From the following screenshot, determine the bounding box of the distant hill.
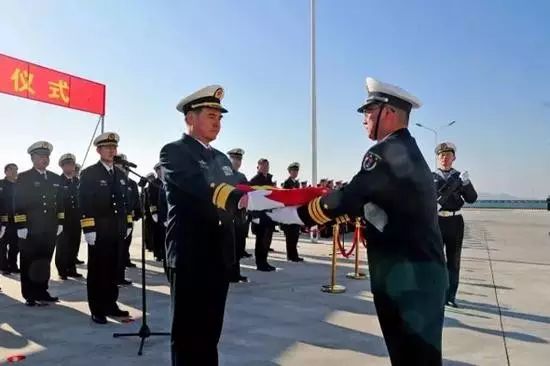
[477,192,541,200]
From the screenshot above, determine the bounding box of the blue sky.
[1,0,549,198]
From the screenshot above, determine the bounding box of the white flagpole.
[311,0,318,186]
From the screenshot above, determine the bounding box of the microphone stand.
[112,163,169,356]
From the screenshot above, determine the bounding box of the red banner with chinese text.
[0,53,106,116]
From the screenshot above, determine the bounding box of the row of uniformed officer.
[0,163,19,275]
[249,158,277,271]
[79,132,131,324]
[114,153,142,285]
[147,163,166,262]
[55,154,83,280]
[14,142,64,306]
[263,77,448,365]
[281,162,303,262]
[227,148,249,283]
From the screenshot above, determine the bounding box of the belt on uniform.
[438,210,462,217]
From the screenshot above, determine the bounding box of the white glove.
[56,225,63,236]
[17,228,28,239]
[246,190,285,211]
[85,232,96,246]
[460,171,470,185]
[0,226,5,239]
[163,221,168,228]
[251,218,260,224]
[126,228,133,238]
[363,202,388,232]
[266,207,304,225]
[152,214,158,223]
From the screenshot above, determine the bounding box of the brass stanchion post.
[321,224,346,293]
[346,218,367,280]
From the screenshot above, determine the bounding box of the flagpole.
[310,0,318,186]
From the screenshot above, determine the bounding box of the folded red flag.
[236,184,329,206]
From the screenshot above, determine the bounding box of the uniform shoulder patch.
[222,166,234,176]
[362,151,382,171]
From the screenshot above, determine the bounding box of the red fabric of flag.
[236,185,328,206]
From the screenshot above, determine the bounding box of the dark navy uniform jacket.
[297,128,448,296]
[14,169,64,235]
[433,169,477,211]
[282,177,300,189]
[78,162,130,241]
[233,171,248,226]
[60,175,80,226]
[0,179,15,226]
[160,134,243,270]
[127,178,142,222]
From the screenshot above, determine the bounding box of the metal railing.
[464,200,547,210]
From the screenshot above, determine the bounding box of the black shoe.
[9,267,20,274]
[59,274,68,280]
[40,294,59,302]
[257,264,276,272]
[75,259,85,265]
[288,257,304,262]
[238,275,249,283]
[240,252,252,258]
[26,299,48,307]
[67,272,83,278]
[2,270,11,275]
[126,262,137,268]
[91,314,108,324]
[229,275,249,283]
[106,308,129,317]
[117,279,132,286]
[446,300,459,308]
[268,248,275,252]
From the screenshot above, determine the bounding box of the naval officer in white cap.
[263,77,448,365]
[79,132,132,324]
[433,142,477,308]
[14,141,64,306]
[160,85,247,365]
[226,147,250,282]
[55,153,83,280]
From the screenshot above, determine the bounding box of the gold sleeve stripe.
[212,183,227,206]
[0,215,8,222]
[307,198,329,225]
[80,218,95,228]
[213,183,235,209]
[57,212,65,220]
[307,201,320,224]
[127,215,133,223]
[312,198,331,224]
[14,214,27,223]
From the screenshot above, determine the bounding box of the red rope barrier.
[353,221,367,248]
[335,227,356,258]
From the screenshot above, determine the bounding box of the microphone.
[114,155,137,168]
